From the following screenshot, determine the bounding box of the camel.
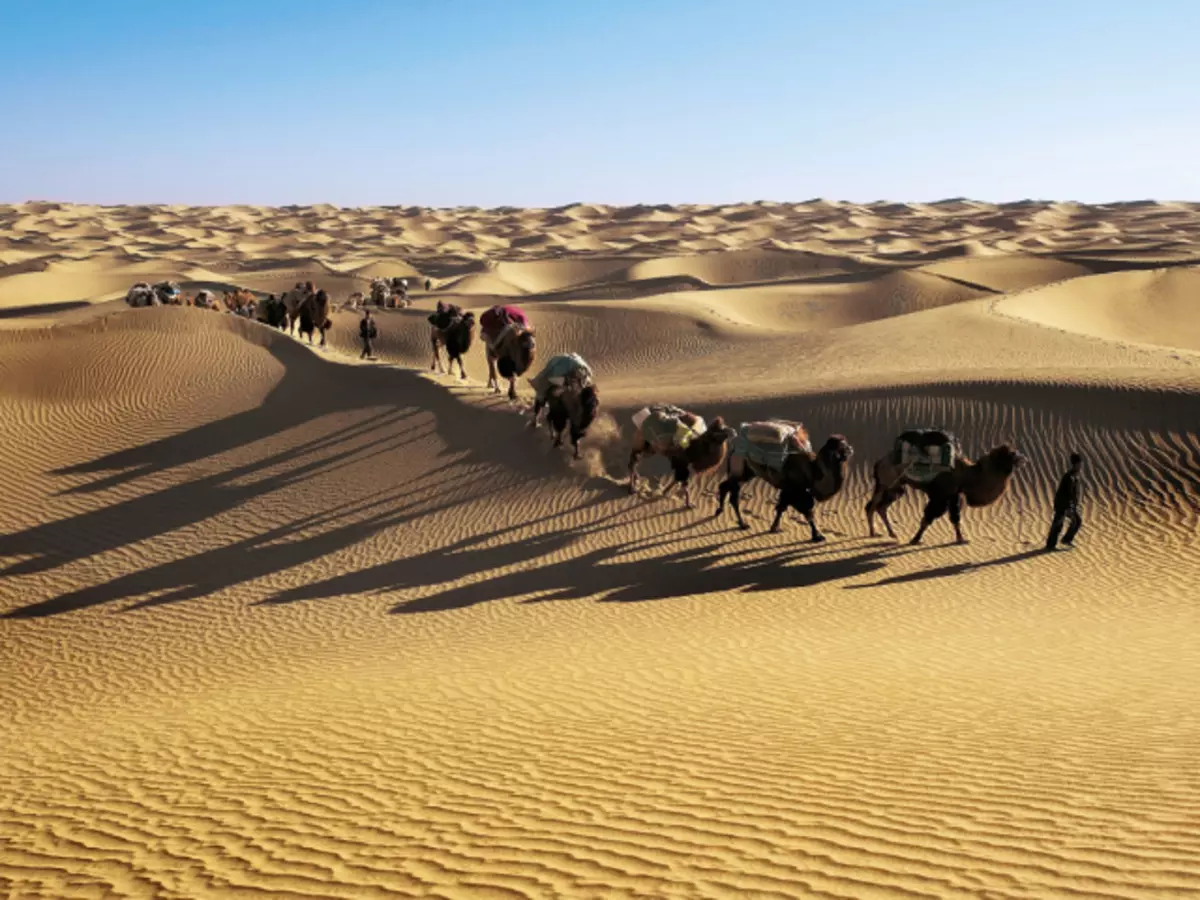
[544,383,601,460]
[865,428,1026,545]
[628,405,735,509]
[125,281,180,307]
[125,282,158,307]
[281,281,316,334]
[480,305,536,400]
[368,277,411,309]
[154,281,182,305]
[715,420,854,541]
[428,302,475,379]
[344,291,365,312]
[193,289,218,310]
[295,289,333,346]
[222,288,257,317]
[261,294,288,329]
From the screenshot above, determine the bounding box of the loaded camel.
[530,353,598,460]
[428,301,476,379]
[865,428,1026,545]
[628,405,735,509]
[281,281,315,334]
[294,289,333,347]
[715,420,854,541]
[480,304,537,400]
[125,281,181,307]
[369,277,411,309]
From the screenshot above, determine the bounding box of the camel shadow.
[843,547,1045,589]
[382,537,893,615]
[2,321,626,584]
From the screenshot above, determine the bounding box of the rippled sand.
[2,200,1199,899]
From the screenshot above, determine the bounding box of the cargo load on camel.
[893,428,960,483]
[731,420,812,473]
[632,405,708,453]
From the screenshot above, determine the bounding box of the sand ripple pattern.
[3,207,1200,898]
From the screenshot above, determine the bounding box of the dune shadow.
[2,322,627,585]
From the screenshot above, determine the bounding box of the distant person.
[1045,452,1083,551]
[425,278,432,292]
[360,309,377,360]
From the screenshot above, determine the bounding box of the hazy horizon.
[4,0,1198,206]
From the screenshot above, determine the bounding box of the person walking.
[360,309,377,360]
[1045,452,1083,551]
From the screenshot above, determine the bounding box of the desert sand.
[2,199,1199,899]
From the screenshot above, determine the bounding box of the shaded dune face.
[3,202,1200,899]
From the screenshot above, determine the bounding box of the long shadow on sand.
[843,546,1045,589]
[384,537,902,615]
[0,321,620,584]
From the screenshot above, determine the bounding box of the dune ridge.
[3,202,1200,899]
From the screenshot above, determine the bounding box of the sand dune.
[3,201,1200,899]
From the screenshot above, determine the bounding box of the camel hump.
[734,420,811,472]
[637,405,706,451]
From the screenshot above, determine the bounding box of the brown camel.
[430,308,476,379]
[865,429,1026,544]
[481,305,536,400]
[296,289,333,346]
[545,384,600,460]
[715,421,854,541]
[628,406,735,509]
[282,281,316,334]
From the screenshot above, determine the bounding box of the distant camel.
[192,289,218,310]
[428,302,475,379]
[715,420,854,541]
[125,281,181,307]
[369,277,411,308]
[865,428,1026,544]
[481,305,536,400]
[628,405,735,508]
[545,383,601,460]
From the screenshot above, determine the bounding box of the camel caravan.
[122,276,1031,547]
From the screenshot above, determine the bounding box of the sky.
[2,0,1197,206]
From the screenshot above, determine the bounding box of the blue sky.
[2,0,1197,206]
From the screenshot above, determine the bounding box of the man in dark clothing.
[1045,452,1083,551]
[360,309,377,360]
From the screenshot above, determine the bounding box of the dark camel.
[628,408,735,509]
[866,431,1026,544]
[543,384,600,460]
[716,422,854,541]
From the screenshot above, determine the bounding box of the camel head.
[820,434,854,464]
[707,416,736,442]
[987,444,1026,475]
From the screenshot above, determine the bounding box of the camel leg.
[628,447,644,494]
[508,376,518,402]
[430,331,445,373]
[456,356,468,380]
[672,459,693,509]
[867,484,901,539]
[529,398,545,429]
[486,353,499,393]
[910,494,948,545]
[797,491,825,543]
[719,478,750,530]
[948,494,967,544]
